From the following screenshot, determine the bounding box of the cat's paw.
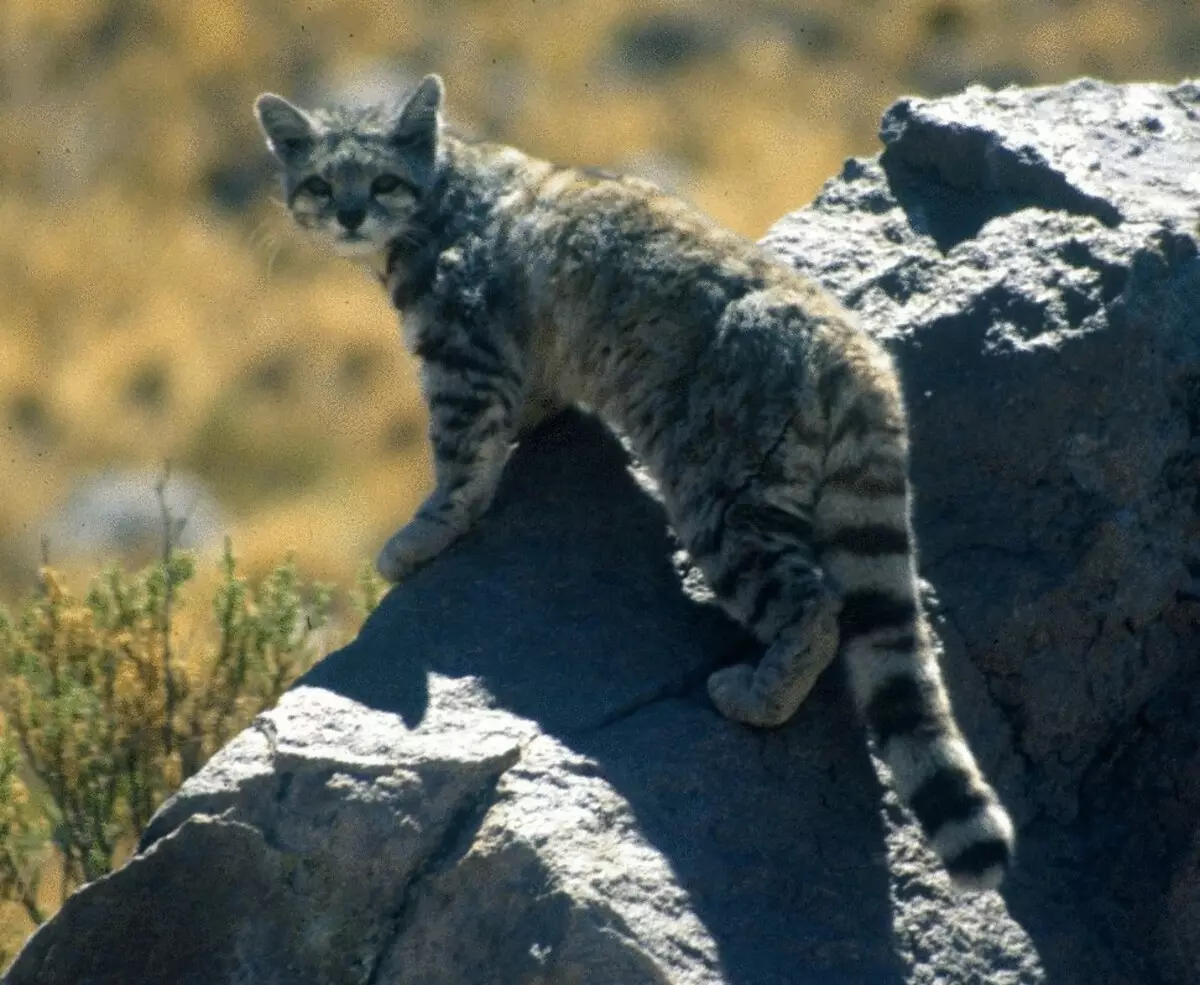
[375,540,420,583]
[707,663,790,728]
[375,519,459,583]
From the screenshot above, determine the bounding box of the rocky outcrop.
[764,77,1200,985]
[6,78,1200,984]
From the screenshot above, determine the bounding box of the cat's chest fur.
[377,225,590,412]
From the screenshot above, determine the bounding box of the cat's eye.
[299,175,332,198]
[371,174,407,196]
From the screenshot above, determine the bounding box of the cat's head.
[254,74,444,258]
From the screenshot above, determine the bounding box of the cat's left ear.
[390,74,444,151]
[255,93,317,166]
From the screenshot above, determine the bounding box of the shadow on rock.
[301,411,1002,985]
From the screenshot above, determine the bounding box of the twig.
[155,464,178,760]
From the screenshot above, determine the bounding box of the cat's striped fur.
[255,75,1015,889]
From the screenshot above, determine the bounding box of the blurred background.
[0,0,1197,602]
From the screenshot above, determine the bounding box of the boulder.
[763,77,1200,985]
[6,78,1199,984]
[42,469,225,562]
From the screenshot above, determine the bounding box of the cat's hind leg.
[707,581,841,727]
[700,495,842,728]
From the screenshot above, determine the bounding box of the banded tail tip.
[935,802,1015,892]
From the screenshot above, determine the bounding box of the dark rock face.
[6,78,1199,984]
[764,77,1200,985]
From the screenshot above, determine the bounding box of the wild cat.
[255,74,1014,889]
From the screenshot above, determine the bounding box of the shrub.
[0,538,386,965]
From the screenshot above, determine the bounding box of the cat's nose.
[337,208,366,231]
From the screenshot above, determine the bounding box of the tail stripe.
[909,768,992,837]
[945,840,1011,882]
[822,468,907,496]
[839,590,916,638]
[864,673,938,748]
[823,525,910,556]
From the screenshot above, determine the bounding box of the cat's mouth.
[332,233,383,258]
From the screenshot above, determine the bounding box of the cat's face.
[254,75,443,258]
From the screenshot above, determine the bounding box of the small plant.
[0,517,384,965]
[350,557,389,622]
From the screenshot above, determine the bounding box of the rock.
[6,78,1199,984]
[3,415,1042,984]
[1160,828,1200,984]
[9,681,723,985]
[763,76,1200,985]
[41,469,224,563]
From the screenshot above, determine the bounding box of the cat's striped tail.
[817,371,1015,889]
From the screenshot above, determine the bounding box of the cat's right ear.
[390,74,444,150]
[254,94,316,166]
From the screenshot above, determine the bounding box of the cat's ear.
[390,74,444,150]
[254,94,316,166]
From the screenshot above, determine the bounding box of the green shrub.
[0,539,386,964]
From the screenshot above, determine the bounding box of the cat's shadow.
[301,410,908,985]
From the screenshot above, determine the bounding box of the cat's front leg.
[377,328,526,582]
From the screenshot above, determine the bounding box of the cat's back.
[444,135,878,413]
[527,163,780,294]
[448,134,837,326]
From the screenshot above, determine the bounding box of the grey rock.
[42,469,224,561]
[764,76,1200,985]
[4,416,1041,985]
[13,679,724,985]
[7,78,1199,984]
